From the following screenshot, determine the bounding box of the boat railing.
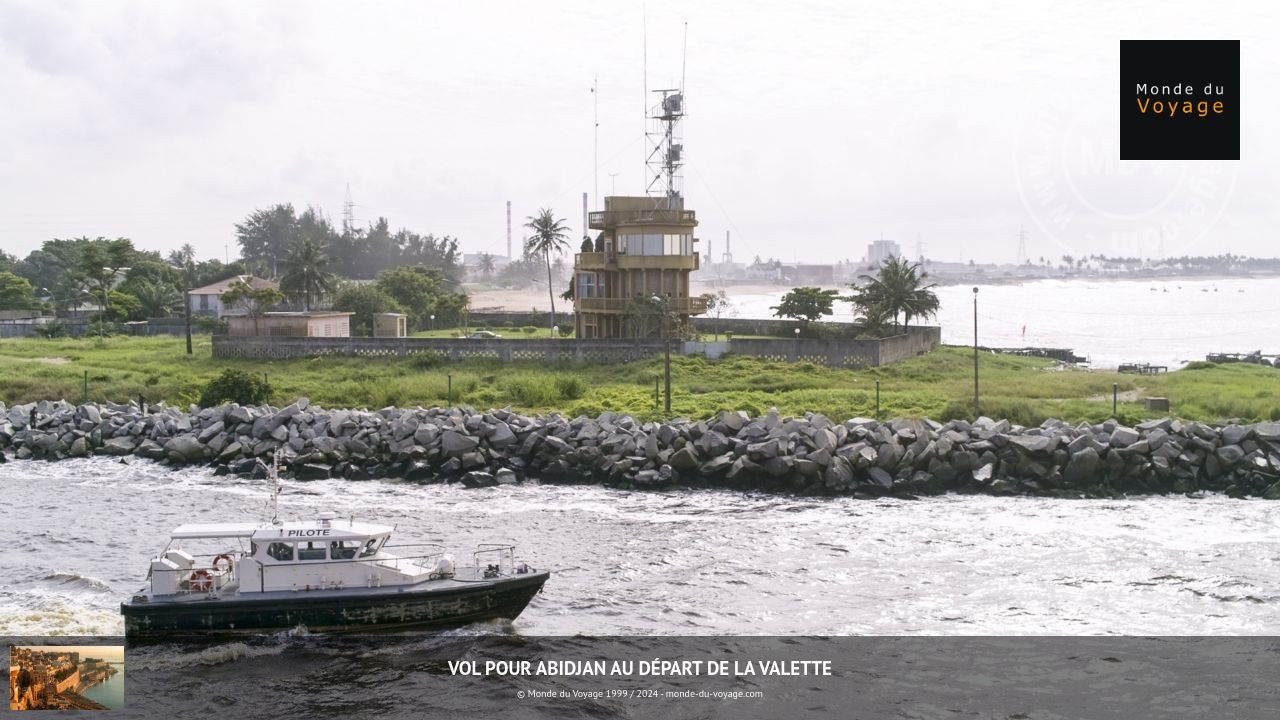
[149,564,235,597]
[473,544,518,577]
[259,550,453,591]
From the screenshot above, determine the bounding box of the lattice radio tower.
[1016,225,1029,266]
[342,184,357,234]
[645,22,688,203]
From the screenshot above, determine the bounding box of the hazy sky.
[19,645,125,662]
[2,1,1276,265]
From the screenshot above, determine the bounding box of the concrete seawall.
[3,399,1279,499]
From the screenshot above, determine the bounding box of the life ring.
[213,554,234,572]
[189,568,213,593]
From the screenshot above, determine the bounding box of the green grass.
[0,336,1277,425]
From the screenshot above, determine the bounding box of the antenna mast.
[342,183,356,234]
[645,23,687,203]
[592,75,599,210]
[1017,225,1029,266]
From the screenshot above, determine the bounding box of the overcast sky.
[2,1,1276,265]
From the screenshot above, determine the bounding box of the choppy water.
[3,458,1280,637]
[728,276,1280,368]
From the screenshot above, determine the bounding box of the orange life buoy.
[190,568,213,593]
[213,554,234,572]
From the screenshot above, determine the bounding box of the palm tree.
[167,244,196,268]
[132,280,182,318]
[847,256,939,332]
[523,208,571,331]
[279,236,335,310]
[478,252,496,278]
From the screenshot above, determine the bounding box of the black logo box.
[1120,39,1239,160]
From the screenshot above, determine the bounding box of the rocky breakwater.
[3,399,1280,499]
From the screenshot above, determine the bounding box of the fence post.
[1112,383,1118,417]
[875,380,880,419]
[654,375,660,408]
[82,370,88,404]
[448,374,453,406]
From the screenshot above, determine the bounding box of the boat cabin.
[147,511,444,597]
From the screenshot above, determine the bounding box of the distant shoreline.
[467,273,1280,312]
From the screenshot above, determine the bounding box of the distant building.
[463,253,511,279]
[227,311,352,338]
[865,239,901,268]
[373,312,408,338]
[188,275,278,317]
[744,259,783,282]
[782,264,835,285]
[571,195,707,338]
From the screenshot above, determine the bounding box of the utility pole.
[506,201,512,259]
[972,287,980,418]
[184,290,193,355]
[653,295,672,415]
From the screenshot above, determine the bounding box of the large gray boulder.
[441,430,479,457]
[163,435,205,463]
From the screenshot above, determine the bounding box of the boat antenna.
[270,449,283,526]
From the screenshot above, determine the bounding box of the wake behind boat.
[121,458,548,639]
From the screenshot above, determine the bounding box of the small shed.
[227,311,353,338]
[374,312,408,338]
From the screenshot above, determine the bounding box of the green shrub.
[503,373,560,406]
[522,326,538,335]
[555,375,587,400]
[85,320,119,337]
[199,368,272,407]
[1183,361,1216,370]
[31,320,66,339]
[194,316,227,334]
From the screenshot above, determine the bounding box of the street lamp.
[794,326,800,361]
[652,295,671,415]
[430,314,435,332]
[972,287,979,419]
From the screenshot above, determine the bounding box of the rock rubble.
[3,399,1280,499]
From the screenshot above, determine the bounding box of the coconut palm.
[279,236,335,310]
[167,243,196,268]
[523,208,571,331]
[132,279,183,318]
[847,256,939,332]
[478,252,496,278]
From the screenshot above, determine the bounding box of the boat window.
[330,540,361,560]
[298,541,326,562]
[359,537,383,558]
[266,542,294,562]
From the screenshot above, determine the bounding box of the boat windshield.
[360,536,386,558]
[330,540,361,560]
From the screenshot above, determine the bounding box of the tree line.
[771,257,940,336]
[234,203,463,283]
[1,202,471,334]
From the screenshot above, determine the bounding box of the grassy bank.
[0,336,1277,425]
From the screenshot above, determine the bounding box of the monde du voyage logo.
[1120,40,1239,160]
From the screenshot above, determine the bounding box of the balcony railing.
[575,253,700,271]
[588,209,697,228]
[576,296,709,315]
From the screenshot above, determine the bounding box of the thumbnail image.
[9,645,124,712]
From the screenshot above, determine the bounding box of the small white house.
[188,275,277,317]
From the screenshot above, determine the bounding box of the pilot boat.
[121,462,548,639]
